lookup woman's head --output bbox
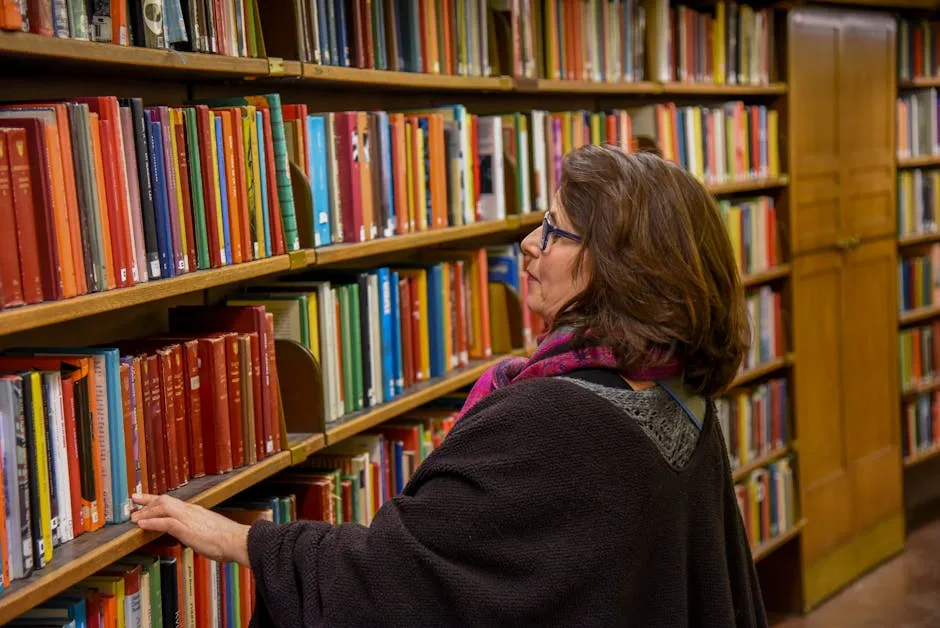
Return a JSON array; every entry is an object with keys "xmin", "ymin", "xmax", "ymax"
[{"xmin": 520, "ymin": 145, "xmax": 750, "ymax": 397}]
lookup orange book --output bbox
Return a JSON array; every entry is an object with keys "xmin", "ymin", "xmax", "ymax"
[
  {"xmin": 99, "ymin": 117, "xmax": 133, "ymax": 288},
  {"xmin": 217, "ymin": 110, "xmax": 243, "ymax": 264},
  {"xmin": 426, "ymin": 114, "xmax": 448, "ymax": 229},
  {"xmin": 228, "ymin": 110, "xmax": 253, "ymax": 262},
  {"xmin": 88, "ymin": 113, "xmax": 117, "ymax": 289},
  {"xmin": 389, "ymin": 114, "xmax": 409, "ymax": 235},
  {"xmin": 0, "ymin": 0, "xmax": 22, "ymax": 30},
  {"xmin": 131, "ymin": 356, "xmax": 149, "ymax": 495},
  {"xmin": 439, "ymin": 0, "xmax": 453, "ymax": 74}
]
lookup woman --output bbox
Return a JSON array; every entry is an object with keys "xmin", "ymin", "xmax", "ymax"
[{"xmin": 132, "ymin": 145, "xmax": 767, "ymax": 626}]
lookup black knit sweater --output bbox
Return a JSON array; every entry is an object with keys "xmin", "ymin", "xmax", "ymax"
[{"xmin": 247, "ymin": 376, "xmax": 768, "ymax": 627}]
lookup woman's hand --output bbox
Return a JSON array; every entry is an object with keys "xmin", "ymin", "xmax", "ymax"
[{"xmin": 131, "ymin": 493, "xmax": 251, "ymax": 567}]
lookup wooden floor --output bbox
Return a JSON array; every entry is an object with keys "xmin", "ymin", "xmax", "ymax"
[{"xmin": 774, "ymin": 518, "xmax": 940, "ymax": 627}]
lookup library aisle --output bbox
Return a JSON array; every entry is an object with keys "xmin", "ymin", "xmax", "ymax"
[{"xmin": 774, "ymin": 519, "xmax": 940, "ymax": 628}]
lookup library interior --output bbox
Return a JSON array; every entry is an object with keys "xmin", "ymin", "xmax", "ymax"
[{"xmin": 0, "ymin": 0, "xmax": 937, "ymax": 624}]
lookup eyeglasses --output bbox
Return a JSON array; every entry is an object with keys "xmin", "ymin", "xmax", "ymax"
[{"xmin": 539, "ymin": 211, "xmax": 583, "ymax": 252}]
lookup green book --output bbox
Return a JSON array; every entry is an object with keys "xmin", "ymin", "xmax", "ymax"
[
  {"xmin": 339, "ymin": 285, "xmax": 354, "ymax": 415},
  {"xmin": 124, "ymin": 554, "xmax": 163, "ymax": 628},
  {"xmin": 182, "ymin": 108, "xmax": 210, "ymax": 270},
  {"xmin": 349, "ymin": 282, "xmax": 364, "ymax": 412}
]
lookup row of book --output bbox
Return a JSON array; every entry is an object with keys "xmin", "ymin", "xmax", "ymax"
[
  {"xmin": 716, "ymin": 377, "xmax": 789, "ymax": 472},
  {"xmin": 902, "ymin": 392, "xmax": 940, "ymax": 461},
  {"xmin": 0, "ymin": 303, "xmax": 284, "ymax": 588},
  {"xmin": 741, "ymin": 286, "xmax": 784, "ymax": 373},
  {"xmin": 0, "ymin": 93, "xmax": 300, "ymax": 312},
  {"xmin": 898, "ymin": 18, "xmax": 940, "ymax": 82},
  {"xmin": 735, "ymin": 457, "xmax": 797, "ymax": 551},
  {"xmin": 229, "ymin": 245, "xmax": 542, "ymax": 425},
  {"xmin": 897, "ymin": 88, "xmax": 940, "ymax": 159},
  {"xmin": 653, "ymin": 0, "xmax": 775, "ymax": 86},
  {"xmin": 898, "ymin": 168, "xmax": 940, "ymax": 238},
  {"xmin": 10, "ymin": 397, "xmax": 461, "ymax": 626},
  {"xmin": 718, "ymin": 196, "xmax": 778, "ymax": 278},
  {"xmin": 898, "ymin": 244, "xmax": 940, "ymax": 313},
  {"xmin": 632, "ymin": 102, "xmax": 780, "ymax": 185},
  {"xmin": 899, "ymin": 320, "xmax": 940, "ymax": 393},
  {"xmin": 0, "ymin": 0, "xmax": 266, "ymax": 57}
]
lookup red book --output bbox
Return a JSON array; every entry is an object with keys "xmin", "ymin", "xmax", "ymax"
[
  {"xmin": 158, "ymin": 349, "xmax": 182, "ymax": 489},
  {"xmin": 191, "ymin": 105, "xmax": 223, "ymax": 268},
  {"xmin": 145, "ymin": 354, "xmax": 168, "ymax": 495},
  {"xmin": 220, "ymin": 332, "xmax": 244, "ymax": 468},
  {"xmin": 230, "ymin": 111, "xmax": 253, "ymax": 261},
  {"xmin": 0, "ymin": 122, "xmax": 61, "ymax": 301},
  {"xmin": 98, "ymin": 118, "xmax": 131, "ymax": 288},
  {"xmin": 265, "ymin": 312, "xmax": 281, "ymax": 452},
  {"xmin": 260, "ymin": 109, "xmax": 285, "ymax": 255},
  {"xmin": 59, "ymin": 374, "xmax": 85, "ymax": 537},
  {"xmin": 248, "ymin": 333, "xmax": 264, "ymax": 462},
  {"xmin": 198, "ymin": 336, "xmax": 233, "ymax": 474},
  {"xmin": 173, "ymin": 119, "xmax": 198, "ymax": 272},
  {"xmin": 180, "ymin": 340, "xmax": 205, "ymax": 478},
  {"xmin": 0, "ymin": 132, "xmax": 24, "ymax": 307},
  {"xmin": 334, "ymin": 112, "xmax": 363, "ymax": 242}
]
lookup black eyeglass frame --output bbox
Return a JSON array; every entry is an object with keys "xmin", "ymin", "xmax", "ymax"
[{"xmin": 539, "ymin": 211, "xmax": 583, "ymax": 251}]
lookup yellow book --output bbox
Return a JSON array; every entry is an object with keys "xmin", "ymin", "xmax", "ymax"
[
  {"xmin": 169, "ymin": 110, "xmax": 189, "ymax": 272},
  {"xmin": 714, "ymin": 1, "xmax": 726, "ymax": 84},
  {"xmin": 725, "ymin": 113, "xmax": 736, "ymax": 180},
  {"xmin": 737, "ymin": 393, "xmax": 749, "ymax": 464},
  {"xmin": 544, "ymin": 0, "xmax": 557, "ymax": 79},
  {"xmin": 590, "ymin": 113, "xmax": 602, "ymax": 145},
  {"xmin": 767, "ymin": 110, "xmax": 779, "ymax": 177},
  {"xmin": 83, "ymin": 575, "xmax": 126, "ymax": 628},
  {"xmin": 692, "ymin": 109, "xmax": 704, "ymax": 181},
  {"xmin": 26, "ymin": 372, "xmax": 53, "ymax": 567},
  {"xmin": 415, "ymin": 123, "xmax": 428, "ymax": 231},
  {"xmin": 246, "ymin": 106, "xmax": 265, "ymax": 258},
  {"xmin": 561, "ymin": 112, "xmax": 572, "ymax": 153},
  {"xmin": 208, "ymin": 112, "xmax": 226, "ymax": 265},
  {"xmin": 405, "ymin": 120, "xmax": 415, "ymax": 232},
  {"xmin": 308, "ymin": 291, "xmax": 321, "ymax": 363},
  {"xmin": 727, "ymin": 205, "xmax": 742, "ymax": 271}
]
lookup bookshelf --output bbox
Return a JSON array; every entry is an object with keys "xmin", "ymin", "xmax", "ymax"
[{"xmin": 0, "ymin": 0, "xmax": 810, "ymax": 623}]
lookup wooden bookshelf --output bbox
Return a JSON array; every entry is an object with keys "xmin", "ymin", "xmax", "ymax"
[
  {"xmin": 729, "ymin": 354, "xmax": 794, "ymax": 390},
  {"xmin": 325, "ymin": 353, "xmax": 517, "ymax": 444},
  {"xmin": 0, "ymin": 31, "xmax": 274, "ymax": 78},
  {"xmin": 706, "ymin": 175, "xmax": 789, "ymax": 196},
  {"xmin": 733, "ymin": 446, "xmax": 791, "ymax": 483},
  {"xmin": 301, "ymin": 63, "xmax": 510, "ymax": 91},
  {"xmin": 0, "ymin": 432, "xmax": 324, "ymax": 625},
  {"xmin": 0, "ymin": 256, "xmax": 292, "ymax": 338},
  {"xmin": 897, "ymin": 154, "xmax": 940, "ymax": 168},
  {"xmin": 903, "ymin": 445, "xmax": 940, "ymax": 468},
  {"xmin": 901, "ymin": 376, "xmax": 940, "ymax": 399},
  {"xmin": 658, "ymin": 82, "xmax": 788, "ymax": 96},
  {"xmin": 752, "ymin": 518, "xmax": 806, "ymax": 563},
  {"xmin": 521, "ymin": 79, "xmax": 660, "ymax": 94},
  {"xmin": 313, "ymin": 220, "xmax": 513, "ymax": 265},
  {"xmin": 898, "ymin": 231, "xmax": 940, "ymax": 247},
  {"xmin": 508, "ymin": 212, "xmax": 546, "ymax": 230},
  {"xmin": 742, "ymin": 265, "xmax": 791, "ymax": 289},
  {"xmin": 899, "ymin": 77, "xmax": 940, "ymax": 89},
  {"xmin": 899, "ymin": 304, "xmax": 940, "ymax": 327}
]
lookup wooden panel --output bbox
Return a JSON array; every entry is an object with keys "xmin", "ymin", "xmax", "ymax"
[
  {"xmin": 788, "ymin": 10, "xmax": 843, "ymax": 255},
  {"xmin": 842, "ymin": 239, "xmax": 903, "ymax": 530},
  {"xmin": 839, "ymin": 15, "xmax": 897, "ymax": 243},
  {"xmin": 792, "ymin": 251, "xmax": 854, "ymax": 563}
]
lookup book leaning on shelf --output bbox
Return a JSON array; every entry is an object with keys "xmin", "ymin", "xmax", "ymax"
[{"xmin": 0, "ymin": 303, "xmax": 287, "ymax": 591}]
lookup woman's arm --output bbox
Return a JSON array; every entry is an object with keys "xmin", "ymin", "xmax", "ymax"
[{"xmin": 133, "ymin": 379, "xmax": 657, "ymax": 626}]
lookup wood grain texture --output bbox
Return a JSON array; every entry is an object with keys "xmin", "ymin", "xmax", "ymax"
[
  {"xmin": 0, "ymin": 257, "xmax": 291, "ymax": 338},
  {"xmin": 753, "ymin": 519, "xmax": 807, "ymax": 563},
  {"xmin": 742, "ymin": 265, "xmax": 791, "ymax": 289},
  {"xmin": 659, "ymin": 82, "xmax": 788, "ymax": 96},
  {"xmin": 706, "ymin": 176, "xmax": 790, "ymax": 196},
  {"xmin": 0, "ymin": 31, "xmax": 273, "ymax": 78},
  {"xmin": 897, "ymin": 154, "xmax": 940, "ymax": 168},
  {"xmin": 301, "ymin": 64, "xmax": 510, "ymax": 91},
  {"xmin": 728, "ymin": 354, "xmax": 794, "ymax": 390}
]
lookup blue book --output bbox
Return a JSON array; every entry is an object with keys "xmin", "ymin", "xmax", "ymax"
[
  {"xmin": 147, "ymin": 120, "xmax": 174, "ymax": 278},
  {"xmin": 215, "ymin": 116, "xmax": 233, "ymax": 264},
  {"xmin": 378, "ymin": 112, "xmax": 395, "ymax": 237},
  {"xmin": 377, "ymin": 268, "xmax": 395, "ymax": 400},
  {"xmin": 308, "ymin": 116, "xmax": 332, "ymax": 247},
  {"xmin": 334, "ymin": 0, "xmax": 349, "ymax": 67},
  {"xmin": 389, "ymin": 270, "xmax": 404, "ymax": 395},
  {"xmin": 316, "ymin": 0, "xmax": 332, "ymax": 65},
  {"xmin": 675, "ymin": 111, "xmax": 687, "ymax": 170},
  {"xmin": 394, "ymin": 440, "xmax": 404, "ymax": 494},
  {"xmin": 257, "ymin": 111, "xmax": 272, "ymax": 258}
]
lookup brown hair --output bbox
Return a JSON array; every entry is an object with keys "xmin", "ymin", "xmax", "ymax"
[{"xmin": 552, "ymin": 144, "xmax": 750, "ymax": 397}]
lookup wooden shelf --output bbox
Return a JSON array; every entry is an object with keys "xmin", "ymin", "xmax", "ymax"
[
  {"xmin": 729, "ymin": 354, "xmax": 794, "ymax": 389},
  {"xmin": 325, "ymin": 354, "xmax": 511, "ymax": 444},
  {"xmin": 522, "ymin": 79, "xmax": 660, "ymax": 94},
  {"xmin": 898, "ymin": 231, "xmax": 940, "ymax": 248},
  {"xmin": 314, "ymin": 220, "xmax": 513, "ymax": 266},
  {"xmin": 301, "ymin": 64, "xmax": 510, "ymax": 91},
  {"xmin": 899, "ymin": 304, "xmax": 940, "ymax": 327},
  {"xmin": 897, "ymin": 154, "xmax": 940, "ymax": 168},
  {"xmin": 742, "ymin": 265, "xmax": 791, "ymax": 289},
  {"xmin": 0, "ymin": 433, "xmax": 327, "ymax": 625},
  {"xmin": 733, "ymin": 446, "xmax": 791, "ymax": 482},
  {"xmin": 659, "ymin": 82, "xmax": 787, "ymax": 96},
  {"xmin": 0, "ymin": 31, "xmax": 274, "ymax": 78},
  {"xmin": 286, "ymin": 432, "xmax": 327, "ymax": 465},
  {"xmin": 901, "ymin": 375, "xmax": 940, "ymax": 398},
  {"xmin": 752, "ymin": 518, "xmax": 806, "ymax": 563},
  {"xmin": 706, "ymin": 175, "xmax": 789, "ymax": 196},
  {"xmin": 903, "ymin": 444, "xmax": 940, "ymax": 468},
  {"xmin": 900, "ymin": 77, "xmax": 940, "ymax": 89},
  {"xmin": 0, "ymin": 256, "xmax": 292, "ymax": 339},
  {"xmin": 506, "ymin": 212, "xmax": 545, "ymax": 230}
]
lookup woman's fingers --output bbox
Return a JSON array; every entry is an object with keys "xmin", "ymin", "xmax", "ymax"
[{"xmin": 135, "ymin": 516, "xmax": 185, "ymax": 536}]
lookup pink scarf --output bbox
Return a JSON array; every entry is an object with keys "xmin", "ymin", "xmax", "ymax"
[{"xmin": 456, "ymin": 328, "xmax": 682, "ymax": 422}]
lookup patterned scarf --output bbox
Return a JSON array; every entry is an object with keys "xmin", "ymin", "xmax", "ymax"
[{"xmin": 456, "ymin": 327, "xmax": 683, "ymax": 422}]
